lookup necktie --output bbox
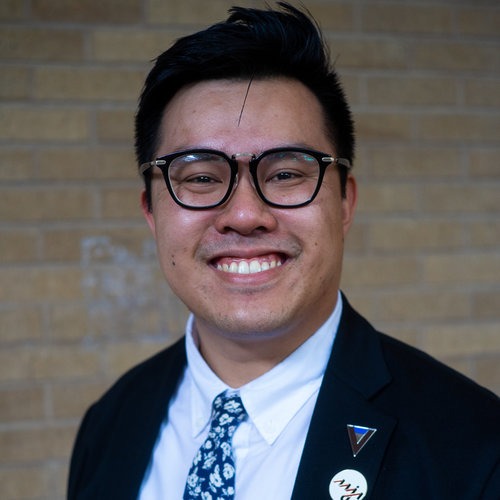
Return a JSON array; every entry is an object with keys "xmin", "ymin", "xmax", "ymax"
[{"xmin": 183, "ymin": 391, "xmax": 247, "ymax": 499}]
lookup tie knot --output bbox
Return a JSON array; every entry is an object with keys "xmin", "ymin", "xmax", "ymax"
[{"xmin": 211, "ymin": 392, "xmax": 247, "ymax": 431}]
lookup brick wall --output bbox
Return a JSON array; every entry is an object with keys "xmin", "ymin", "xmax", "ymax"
[{"xmin": 0, "ymin": 1, "xmax": 498, "ymax": 498}]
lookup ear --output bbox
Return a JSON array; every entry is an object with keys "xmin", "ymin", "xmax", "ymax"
[
  {"xmin": 141, "ymin": 190, "xmax": 156, "ymax": 237},
  {"xmin": 341, "ymin": 174, "xmax": 357, "ymax": 236}
]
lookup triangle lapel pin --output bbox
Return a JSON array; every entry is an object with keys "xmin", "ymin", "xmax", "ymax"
[{"xmin": 347, "ymin": 424, "xmax": 377, "ymax": 457}]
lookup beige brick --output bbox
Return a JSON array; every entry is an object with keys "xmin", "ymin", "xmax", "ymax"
[
  {"xmin": 0, "ymin": 425, "xmax": 75, "ymax": 463},
  {"xmin": 413, "ymin": 41, "xmax": 498, "ymax": 72},
  {"xmin": 475, "ymin": 357, "xmax": 500, "ymax": 395},
  {"xmin": 0, "ymin": 267, "xmax": 84, "ymax": 303},
  {"xmin": 422, "ymin": 253, "xmax": 500, "ymax": 285},
  {"xmin": 473, "ymin": 291, "xmax": 500, "ymax": 320},
  {"xmin": 0, "ymin": 149, "xmax": 35, "ymax": 181},
  {"xmin": 105, "ymin": 341, "xmax": 168, "ymax": 378},
  {"xmin": 100, "ymin": 186, "xmax": 143, "ymax": 219},
  {"xmin": 42, "ymin": 226, "xmax": 151, "ymax": 262},
  {"xmin": 369, "ymin": 147, "xmax": 462, "ymax": 179},
  {"xmin": 362, "ymin": 4, "xmax": 453, "ymax": 34},
  {"xmin": 91, "ymin": 30, "xmax": 183, "ymax": 62},
  {"xmin": 342, "ymin": 256, "xmax": 420, "ymax": 287},
  {"xmin": 328, "ymin": 38, "xmax": 407, "ymax": 70},
  {"xmin": 0, "ymin": 466, "xmax": 51, "ymax": 499},
  {"xmin": 422, "ymin": 322, "xmax": 500, "ymax": 357},
  {"xmin": 32, "ymin": 0, "xmax": 142, "ymax": 23},
  {"xmin": 0, "ymin": 386, "xmax": 45, "ymax": 422},
  {"xmin": 303, "ymin": 3, "xmax": 354, "ymax": 30},
  {"xmin": 0, "ymin": 229, "xmax": 39, "ymax": 263},
  {"xmin": 38, "ymin": 147, "xmax": 137, "ymax": 181},
  {"xmin": 96, "ymin": 109, "xmax": 135, "ymax": 142},
  {"xmin": 456, "ymin": 7, "xmax": 500, "ymax": 37},
  {"xmin": 468, "ymin": 149, "xmax": 500, "ymax": 178},
  {"xmin": 375, "ymin": 291, "xmax": 471, "ymax": 322},
  {"xmin": 0, "ymin": 0, "xmax": 26, "ymax": 21},
  {"xmin": 0, "ymin": 349, "xmax": 34, "ymax": 382},
  {"xmin": 356, "ymin": 112, "xmax": 413, "ymax": 141},
  {"xmin": 87, "ymin": 300, "xmax": 166, "ymax": 339},
  {"xmin": 34, "ymin": 67, "xmax": 144, "ymax": 101},
  {"xmin": 468, "ymin": 220, "xmax": 500, "ymax": 249},
  {"xmin": 52, "ymin": 462, "xmax": 69, "ymax": 500},
  {"xmin": 421, "ymin": 184, "xmax": 499, "ymax": 213},
  {"xmin": 464, "ymin": 79, "xmax": 500, "ymax": 108},
  {"xmin": 48, "ymin": 303, "xmax": 89, "ymax": 342},
  {"xmin": 419, "ymin": 114, "xmax": 500, "ymax": 143},
  {"xmin": 51, "ymin": 381, "xmax": 108, "ymax": 419},
  {"xmin": 0, "ymin": 346, "xmax": 99, "ymax": 382},
  {"xmin": 356, "ymin": 183, "xmax": 418, "ymax": 214},
  {"xmin": 0, "ymin": 307, "xmax": 43, "ymax": 343},
  {"xmin": 32, "ymin": 346, "xmax": 101, "ymax": 380},
  {"xmin": 0, "ymin": 27, "xmax": 83, "ymax": 61},
  {"xmin": 0, "ymin": 107, "xmax": 89, "ymax": 142},
  {"xmin": 0, "ymin": 67, "xmax": 31, "ymax": 99},
  {"xmin": 147, "ymin": 0, "xmax": 253, "ymax": 25},
  {"xmin": 0, "ymin": 187, "xmax": 96, "ymax": 221},
  {"xmin": 365, "ymin": 76, "xmax": 457, "ymax": 106},
  {"xmin": 344, "ymin": 222, "xmax": 367, "ymax": 254},
  {"xmin": 339, "ymin": 74, "xmax": 361, "ymax": 107},
  {"xmin": 369, "ymin": 219, "xmax": 464, "ymax": 251}
]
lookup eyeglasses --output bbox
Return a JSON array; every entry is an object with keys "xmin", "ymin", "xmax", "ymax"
[{"xmin": 139, "ymin": 147, "xmax": 351, "ymax": 210}]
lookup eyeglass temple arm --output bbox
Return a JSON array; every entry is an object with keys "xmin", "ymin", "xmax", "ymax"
[{"xmin": 322, "ymin": 157, "xmax": 352, "ymax": 170}]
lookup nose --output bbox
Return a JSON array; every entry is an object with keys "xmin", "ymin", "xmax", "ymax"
[{"xmin": 213, "ymin": 168, "xmax": 278, "ymax": 235}]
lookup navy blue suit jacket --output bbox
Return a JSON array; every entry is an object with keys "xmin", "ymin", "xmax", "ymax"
[{"xmin": 68, "ymin": 297, "xmax": 500, "ymax": 499}]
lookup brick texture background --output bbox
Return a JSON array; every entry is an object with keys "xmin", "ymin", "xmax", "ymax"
[{"xmin": 1, "ymin": 1, "xmax": 499, "ymax": 498}]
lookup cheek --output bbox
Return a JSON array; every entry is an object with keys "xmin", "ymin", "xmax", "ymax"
[{"xmin": 152, "ymin": 200, "xmax": 211, "ymax": 265}]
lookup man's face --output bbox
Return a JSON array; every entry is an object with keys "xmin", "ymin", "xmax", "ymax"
[{"xmin": 142, "ymin": 78, "xmax": 356, "ymax": 353}]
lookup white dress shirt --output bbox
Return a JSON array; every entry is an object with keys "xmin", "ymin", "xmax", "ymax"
[{"xmin": 139, "ymin": 292, "xmax": 342, "ymax": 500}]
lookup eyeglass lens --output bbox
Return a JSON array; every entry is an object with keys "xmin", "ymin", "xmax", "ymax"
[{"xmin": 167, "ymin": 150, "xmax": 322, "ymax": 208}]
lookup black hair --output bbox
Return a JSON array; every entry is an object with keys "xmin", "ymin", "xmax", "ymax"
[{"xmin": 135, "ymin": 2, "xmax": 354, "ymax": 206}]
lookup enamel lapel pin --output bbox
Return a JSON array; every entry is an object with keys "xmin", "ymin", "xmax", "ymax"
[{"xmin": 347, "ymin": 424, "xmax": 377, "ymax": 457}]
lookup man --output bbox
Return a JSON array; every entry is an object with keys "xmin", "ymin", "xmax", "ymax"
[{"xmin": 68, "ymin": 3, "xmax": 499, "ymax": 499}]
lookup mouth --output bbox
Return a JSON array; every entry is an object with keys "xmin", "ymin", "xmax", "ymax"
[{"xmin": 213, "ymin": 253, "xmax": 285, "ymax": 275}]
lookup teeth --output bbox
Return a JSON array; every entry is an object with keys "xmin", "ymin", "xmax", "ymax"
[
  {"xmin": 216, "ymin": 258, "xmax": 282, "ymax": 275},
  {"xmin": 249, "ymin": 260, "xmax": 260, "ymax": 273}
]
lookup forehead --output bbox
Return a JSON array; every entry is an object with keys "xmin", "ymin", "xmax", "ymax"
[{"xmin": 157, "ymin": 78, "xmax": 332, "ymax": 155}]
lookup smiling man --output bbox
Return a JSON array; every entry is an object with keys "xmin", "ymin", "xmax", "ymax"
[{"xmin": 68, "ymin": 3, "xmax": 499, "ymax": 500}]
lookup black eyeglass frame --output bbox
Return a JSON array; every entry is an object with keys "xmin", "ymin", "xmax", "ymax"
[{"xmin": 139, "ymin": 147, "xmax": 351, "ymax": 210}]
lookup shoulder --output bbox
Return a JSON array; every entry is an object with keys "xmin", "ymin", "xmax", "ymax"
[
  {"xmin": 68, "ymin": 338, "xmax": 186, "ymax": 498},
  {"xmin": 379, "ymin": 331, "xmax": 498, "ymax": 412},
  {"xmin": 86, "ymin": 336, "xmax": 186, "ymax": 425}
]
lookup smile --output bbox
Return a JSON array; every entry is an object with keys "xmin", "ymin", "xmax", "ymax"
[{"xmin": 215, "ymin": 256, "xmax": 283, "ymax": 275}]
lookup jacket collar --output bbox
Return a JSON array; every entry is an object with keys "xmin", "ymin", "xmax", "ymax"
[{"xmin": 291, "ymin": 295, "xmax": 396, "ymax": 500}]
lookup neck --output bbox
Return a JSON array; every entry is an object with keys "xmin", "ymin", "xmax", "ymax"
[{"xmin": 192, "ymin": 322, "xmax": 316, "ymax": 388}]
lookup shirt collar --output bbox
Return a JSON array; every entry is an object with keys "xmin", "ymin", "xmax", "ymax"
[{"xmin": 185, "ymin": 291, "xmax": 342, "ymax": 445}]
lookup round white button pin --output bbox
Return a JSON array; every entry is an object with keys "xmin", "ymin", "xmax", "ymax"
[{"xmin": 329, "ymin": 469, "xmax": 368, "ymax": 500}]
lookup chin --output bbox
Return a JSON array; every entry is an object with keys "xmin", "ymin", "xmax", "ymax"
[{"xmin": 207, "ymin": 309, "xmax": 292, "ymax": 340}]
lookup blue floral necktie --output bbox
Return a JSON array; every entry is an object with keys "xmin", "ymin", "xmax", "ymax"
[{"xmin": 183, "ymin": 391, "xmax": 248, "ymax": 499}]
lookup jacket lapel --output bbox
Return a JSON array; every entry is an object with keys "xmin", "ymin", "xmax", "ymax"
[{"xmin": 291, "ymin": 297, "xmax": 396, "ymax": 500}]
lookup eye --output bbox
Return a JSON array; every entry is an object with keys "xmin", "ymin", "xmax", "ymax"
[
  {"xmin": 267, "ymin": 169, "xmax": 304, "ymax": 183},
  {"xmin": 183, "ymin": 173, "xmax": 223, "ymax": 184},
  {"xmin": 259, "ymin": 151, "xmax": 318, "ymax": 186}
]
